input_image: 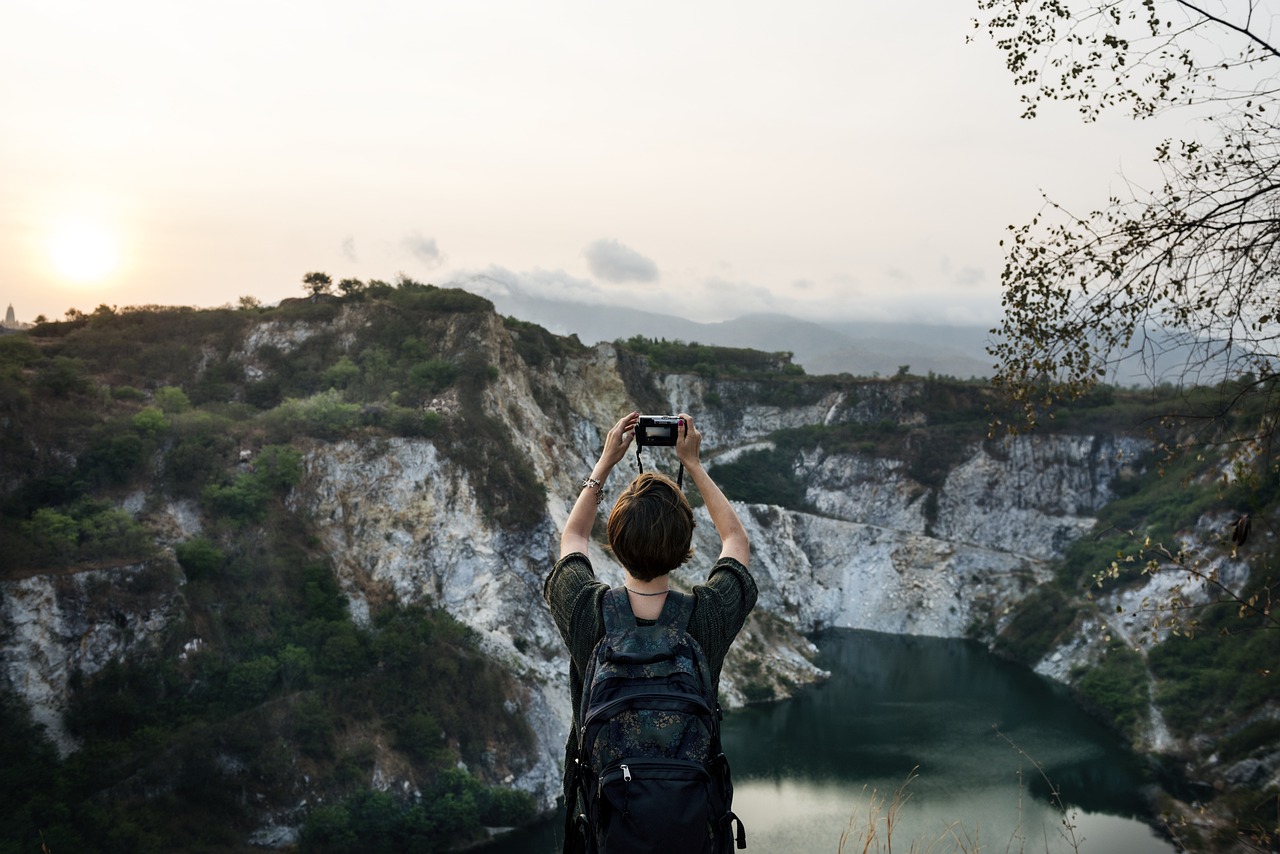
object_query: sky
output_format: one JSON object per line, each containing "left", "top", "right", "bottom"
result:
{"left": 2, "top": 0, "right": 1185, "bottom": 328}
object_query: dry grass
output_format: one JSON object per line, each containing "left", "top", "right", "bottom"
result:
{"left": 836, "top": 732, "right": 1090, "bottom": 854}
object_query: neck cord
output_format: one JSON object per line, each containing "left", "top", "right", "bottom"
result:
{"left": 635, "top": 445, "right": 684, "bottom": 488}
{"left": 625, "top": 586, "right": 669, "bottom": 597}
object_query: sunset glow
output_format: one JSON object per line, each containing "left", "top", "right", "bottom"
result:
{"left": 45, "top": 220, "right": 122, "bottom": 285}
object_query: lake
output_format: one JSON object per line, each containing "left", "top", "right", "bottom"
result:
{"left": 485, "top": 629, "right": 1175, "bottom": 853}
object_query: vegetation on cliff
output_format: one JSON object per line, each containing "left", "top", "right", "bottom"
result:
{"left": 1, "top": 278, "right": 1278, "bottom": 850}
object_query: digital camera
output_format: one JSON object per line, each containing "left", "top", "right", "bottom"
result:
{"left": 635, "top": 415, "right": 682, "bottom": 447}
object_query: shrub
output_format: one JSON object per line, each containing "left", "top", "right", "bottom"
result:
{"left": 407, "top": 358, "right": 459, "bottom": 395}
{"left": 37, "top": 356, "right": 90, "bottom": 397}
{"left": 1075, "top": 642, "right": 1149, "bottom": 738}
{"left": 225, "top": 655, "right": 279, "bottom": 707}
{"left": 322, "top": 356, "right": 361, "bottom": 390}
{"left": 710, "top": 448, "right": 810, "bottom": 510}
{"left": 174, "top": 537, "right": 226, "bottom": 580}
{"left": 153, "top": 386, "right": 190, "bottom": 414}
{"left": 201, "top": 446, "right": 299, "bottom": 522}
{"left": 261, "top": 390, "right": 361, "bottom": 440}
{"left": 131, "top": 407, "right": 169, "bottom": 440}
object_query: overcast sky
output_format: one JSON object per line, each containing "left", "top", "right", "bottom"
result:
{"left": 2, "top": 0, "right": 1184, "bottom": 327}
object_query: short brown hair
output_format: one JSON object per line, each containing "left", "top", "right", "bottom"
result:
{"left": 606, "top": 472, "right": 695, "bottom": 581}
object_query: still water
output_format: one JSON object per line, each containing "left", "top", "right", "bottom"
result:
{"left": 486, "top": 630, "right": 1174, "bottom": 853}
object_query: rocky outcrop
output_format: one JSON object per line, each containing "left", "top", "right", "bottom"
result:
{"left": 0, "top": 563, "right": 182, "bottom": 753}
{"left": 0, "top": 311, "right": 1151, "bottom": 833}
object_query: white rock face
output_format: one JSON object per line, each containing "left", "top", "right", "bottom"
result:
{"left": 728, "top": 505, "right": 1046, "bottom": 638}
{"left": 936, "top": 434, "right": 1149, "bottom": 558}
{"left": 0, "top": 565, "right": 181, "bottom": 754}
{"left": 0, "top": 322, "right": 1155, "bottom": 818}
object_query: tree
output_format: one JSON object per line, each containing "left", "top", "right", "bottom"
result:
{"left": 337, "top": 277, "right": 366, "bottom": 298}
{"left": 302, "top": 271, "right": 333, "bottom": 297}
{"left": 973, "top": 1, "right": 1280, "bottom": 444}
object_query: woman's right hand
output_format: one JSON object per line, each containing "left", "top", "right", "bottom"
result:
{"left": 599, "top": 411, "right": 639, "bottom": 469}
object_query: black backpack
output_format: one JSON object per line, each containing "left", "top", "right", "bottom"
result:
{"left": 572, "top": 587, "right": 746, "bottom": 853}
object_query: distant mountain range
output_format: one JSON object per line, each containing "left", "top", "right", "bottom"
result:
{"left": 451, "top": 273, "right": 997, "bottom": 380}
{"left": 449, "top": 272, "right": 1257, "bottom": 388}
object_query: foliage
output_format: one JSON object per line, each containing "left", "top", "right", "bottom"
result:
{"left": 260, "top": 389, "right": 362, "bottom": 441}
{"left": 174, "top": 536, "right": 226, "bottom": 580}
{"left": 8, "top": 498, "right": 155, "bottom": 569}
{"left": 974, "top": 2, "right": 1280, "bottom": 445}
{"left": 993, "top": 586, "right": 1080, "bottom": 665}
{"left": 618, "top": 335, "right": 801, "bottom": 378}
{"left": 299, "top": 769, "right": 535, "bottom": 853}
{"left": 1073, "top": 641, "right": 1149, "bottom": 739}
{"left": 303, "top": 271, "right": 334, "bottom": 297}
{"left": 201, "top": 444, "right": 302, "bottom": 523}
{"left": 504, "top": 316, "right": 587, "bottom": 367}
{"left": 152, "top": 385, "right": 190, "bottom": 414}
{"left": 712, "top": 448, "right": 812, "bottom": 510}
{"left": 1148, "top": 559, "right": 1280, "bottom": 743}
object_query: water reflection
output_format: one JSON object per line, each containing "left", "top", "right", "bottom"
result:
{"left": 485, "top": 630, "right": 1173, "bottom": 853}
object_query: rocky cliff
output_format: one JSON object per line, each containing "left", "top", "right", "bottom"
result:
{"left": 0, "top": 300, "right": 1155, "bottom": 844}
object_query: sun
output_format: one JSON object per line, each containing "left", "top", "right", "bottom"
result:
{"left": 45, "top": 219, "right": 122, "bottom": 284}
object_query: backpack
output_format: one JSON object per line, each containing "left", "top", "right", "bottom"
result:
{"left": 572, "top": 587, "right": 747, "bottom": 853}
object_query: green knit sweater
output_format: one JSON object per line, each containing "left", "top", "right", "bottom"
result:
{"left": 542, "top": 551, "right": 757, "bottom": 850}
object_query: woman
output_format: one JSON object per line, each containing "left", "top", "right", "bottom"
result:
{"left": 543, "top": 410, "right": 756, "bottom": 852}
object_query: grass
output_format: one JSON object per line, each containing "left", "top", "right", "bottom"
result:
{"left": 835, "top": 740, "right": 1089, "bottom": 854}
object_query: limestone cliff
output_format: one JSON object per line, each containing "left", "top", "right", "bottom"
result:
{"left": 0, "top": 302, "right": 1150, "bottom": 841}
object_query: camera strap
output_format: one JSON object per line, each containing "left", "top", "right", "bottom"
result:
{"left": 634, "top": 446, "right": 684, "bottom": 489}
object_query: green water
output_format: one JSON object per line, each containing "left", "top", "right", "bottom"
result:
{"left": 486, "top": 629, "right": 1174, "bottom": 852}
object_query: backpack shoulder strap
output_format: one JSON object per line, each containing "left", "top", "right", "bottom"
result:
{"left": 601, "top": 586, "right": 634, "bottom": 635}
{"left": 657, "top": 589, "right": 694, "bottom": 634}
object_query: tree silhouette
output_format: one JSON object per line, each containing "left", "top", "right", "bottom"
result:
{"left": 973, "top": 1, "right": 1280, "bottom": 445}
{"left": 302, "top": 271, "right": 334, "bottom": 297}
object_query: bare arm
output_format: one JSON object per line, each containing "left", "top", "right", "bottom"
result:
{"left": 559, "top": 411, "right": 639, "bottom": 559}
{"left": 675, "top": 412, "right": 750, "bottom": 567}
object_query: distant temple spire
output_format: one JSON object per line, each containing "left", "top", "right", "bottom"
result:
{"left": 4, "top": 304, "right": 14, "bottom": 327}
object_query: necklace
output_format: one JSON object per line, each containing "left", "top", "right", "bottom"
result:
{"left": 625, "top": 586, "right": 669, "bottom": 597}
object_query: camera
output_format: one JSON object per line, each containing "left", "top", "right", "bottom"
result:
{"left": 635, "top": 415, "right": 682, "bottom": 447}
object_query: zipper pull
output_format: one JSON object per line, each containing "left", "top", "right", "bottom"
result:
{"left": 621, "top": 763, "right": 632, "bottom": 782}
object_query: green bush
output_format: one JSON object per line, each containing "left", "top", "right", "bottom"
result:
{"left": 261, "top": 389, "right": 361, "bottom": 440}
{"left": 163, "top": 411, "right": 237, "bottom": 496}
{"left": 225, "top": 655, "right": 279, "bottom": 707}
{"left": 36, "top": 356, "right": 90, "bottom": 397}
{"left": 15, "top": 499, "right": 154, "bottom": 568}
{"left": 1075, "top": 642, "right": 1149, "bottom": 738}
{"left": 174, "top": 537, "right": 226, "bottom": 580}
{"left": 407, "top": 358, "right": 459, "bottom": 395}
{"left": 131, "top": 407, "right": 169, "bottom": 440}
{"left": 153, "top": 386, "right": 190, "bottom": 414}
{"left": 994, "top": 586, "right": 1079, "bottom": 663}
{"left": 201, "top": 445, "right": 301, "bottom": 522}
{"left": 711, "top": 448, "right": 810, "bottom": 510}
{"left": 321, "top": 356, "right": 361, "bottom": 390}
{"left": 299, "top": 770, "right": 533, "bottom": 854}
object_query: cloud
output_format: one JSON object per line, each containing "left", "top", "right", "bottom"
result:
{"left": 402, "top": 231, "right": 444, "bottom": 268}
{"left": 953, "top": 266, "right": 985, "bottom": 288}
{"left": 449, "top": 265, "right": 607, "bottom": 304}
{"left": 341, "top": 236, "right": 358, "bottom": 262}
{"left": 583, "top": 239, "right": 659, "bottom": 284}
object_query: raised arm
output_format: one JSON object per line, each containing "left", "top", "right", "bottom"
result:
{"left": 559, "top": 411, "right": 639, "bottom": 559}
{"left": 675, "top": 413, "right": 749, "bottom": 567}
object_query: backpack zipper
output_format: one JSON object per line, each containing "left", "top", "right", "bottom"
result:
{"left": 581, "top": 691, "right": 712, "bottom": 730}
